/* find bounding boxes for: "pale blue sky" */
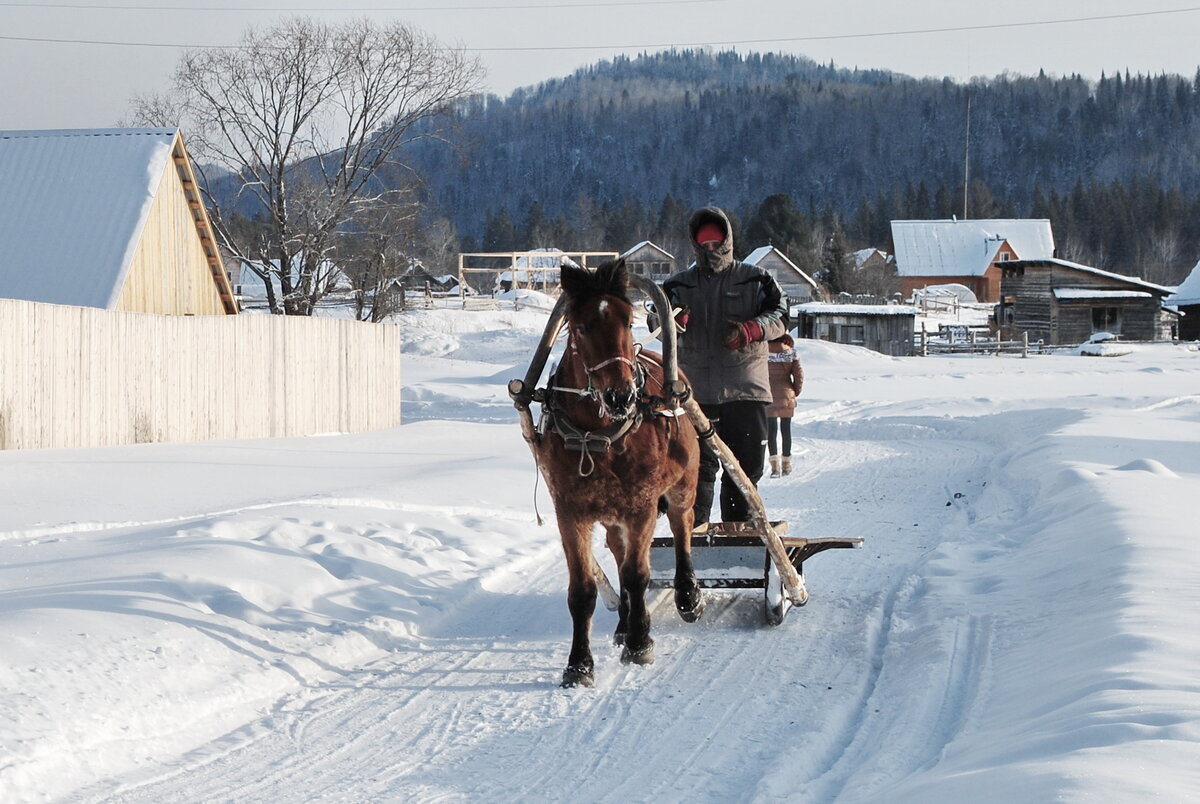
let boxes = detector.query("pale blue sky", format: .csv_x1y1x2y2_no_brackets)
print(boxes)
2,0,1199,129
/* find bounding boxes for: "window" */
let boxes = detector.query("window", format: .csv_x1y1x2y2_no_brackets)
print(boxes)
838,325,865,345
1092,306,1121,334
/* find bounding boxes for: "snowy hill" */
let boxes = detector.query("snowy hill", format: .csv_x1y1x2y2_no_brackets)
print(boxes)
2,306,1198,802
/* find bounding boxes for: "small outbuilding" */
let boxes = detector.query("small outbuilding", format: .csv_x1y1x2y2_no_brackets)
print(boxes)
998,258,1175,344
792,302,918,356
0,128,237,315
1166,258,1200,341
743,245,820,303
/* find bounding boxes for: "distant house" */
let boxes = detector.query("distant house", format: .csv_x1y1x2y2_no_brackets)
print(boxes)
621,241,675,284
0,128,237,315
792,302,918,356
743,245,820,303
853,248,889,272
890,219,1055,304
1166,258,1200,341
998,258,1175,344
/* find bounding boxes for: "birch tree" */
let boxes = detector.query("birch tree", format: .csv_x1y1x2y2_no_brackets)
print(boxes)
131,17,482,315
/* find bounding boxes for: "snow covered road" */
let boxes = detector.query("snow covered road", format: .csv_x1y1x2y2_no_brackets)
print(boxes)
3,310,1198,802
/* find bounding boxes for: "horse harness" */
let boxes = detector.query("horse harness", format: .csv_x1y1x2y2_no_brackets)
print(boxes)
535,349,688,477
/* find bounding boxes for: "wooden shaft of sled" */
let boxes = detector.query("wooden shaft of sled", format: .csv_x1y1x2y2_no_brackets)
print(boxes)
680,397,808,606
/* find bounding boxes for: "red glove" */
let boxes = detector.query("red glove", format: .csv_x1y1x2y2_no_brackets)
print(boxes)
724,320,763,350
674,306,690,332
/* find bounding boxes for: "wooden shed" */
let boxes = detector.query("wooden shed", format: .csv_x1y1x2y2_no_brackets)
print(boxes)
744,245,820,303
998,258,1174,344
0,128,236,315
792,302,918,356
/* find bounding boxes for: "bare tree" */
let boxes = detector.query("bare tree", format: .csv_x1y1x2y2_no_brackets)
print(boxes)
130,17,482,315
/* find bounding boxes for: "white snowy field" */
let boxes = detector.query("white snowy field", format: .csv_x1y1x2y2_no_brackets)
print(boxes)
2,304,1199,803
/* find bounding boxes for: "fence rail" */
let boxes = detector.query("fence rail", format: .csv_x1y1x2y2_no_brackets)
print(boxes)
0,299,401,450
916,328,1043,357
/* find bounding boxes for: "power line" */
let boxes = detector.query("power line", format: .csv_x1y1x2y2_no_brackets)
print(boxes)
2,6,1199,52
2,0,722,9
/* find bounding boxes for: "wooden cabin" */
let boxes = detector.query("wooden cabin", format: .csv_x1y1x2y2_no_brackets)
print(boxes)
743,245,820,303
0,128,236,315
890,219,1055,304
792,302,918,356
1167,258,1200,341
620,241,675,284
998,258,1174,344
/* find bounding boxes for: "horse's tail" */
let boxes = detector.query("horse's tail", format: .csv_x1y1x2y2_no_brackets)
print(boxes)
657,495,669,516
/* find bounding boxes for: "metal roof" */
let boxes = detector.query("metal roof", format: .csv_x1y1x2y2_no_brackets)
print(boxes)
891,218,1055,278
0,128,178,308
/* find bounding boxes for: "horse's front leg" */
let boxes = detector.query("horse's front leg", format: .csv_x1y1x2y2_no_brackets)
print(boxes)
559,517,598,688
619,513,657,666
605,524,629,646
667,491,705,622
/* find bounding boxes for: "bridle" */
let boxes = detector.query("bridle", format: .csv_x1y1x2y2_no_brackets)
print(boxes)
547,337,648,422
540,334,665,476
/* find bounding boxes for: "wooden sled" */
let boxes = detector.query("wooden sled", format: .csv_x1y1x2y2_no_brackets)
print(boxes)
647,521,862,625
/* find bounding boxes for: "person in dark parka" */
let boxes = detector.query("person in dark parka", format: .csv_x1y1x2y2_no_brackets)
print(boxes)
660,206,789,524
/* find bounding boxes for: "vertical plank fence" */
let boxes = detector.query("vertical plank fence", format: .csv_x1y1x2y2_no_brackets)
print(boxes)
0,299,401,450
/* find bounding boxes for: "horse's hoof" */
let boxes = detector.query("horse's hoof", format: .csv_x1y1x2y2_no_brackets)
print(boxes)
613,630,626,647
675,589,706,623
561,665,595,688
620,640,655,666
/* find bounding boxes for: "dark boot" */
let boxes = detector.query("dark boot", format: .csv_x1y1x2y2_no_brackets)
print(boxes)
692,480,715,532
719,480,750,523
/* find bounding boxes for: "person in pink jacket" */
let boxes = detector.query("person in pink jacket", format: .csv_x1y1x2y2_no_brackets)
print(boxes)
766,333,804,477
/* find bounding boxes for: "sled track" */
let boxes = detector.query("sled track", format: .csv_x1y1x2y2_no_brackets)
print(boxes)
85,413,1030,803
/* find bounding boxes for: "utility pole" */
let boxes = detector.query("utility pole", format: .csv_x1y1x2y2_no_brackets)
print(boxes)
963,91,972,220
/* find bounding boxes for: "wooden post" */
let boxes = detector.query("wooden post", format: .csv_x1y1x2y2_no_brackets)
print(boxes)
1022,330,1029,358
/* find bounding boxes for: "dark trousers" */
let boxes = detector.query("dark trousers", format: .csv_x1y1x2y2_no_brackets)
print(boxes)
698,400,768,522
767,417,793,457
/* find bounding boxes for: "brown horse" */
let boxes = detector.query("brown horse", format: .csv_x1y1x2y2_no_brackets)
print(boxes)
534,258,704,688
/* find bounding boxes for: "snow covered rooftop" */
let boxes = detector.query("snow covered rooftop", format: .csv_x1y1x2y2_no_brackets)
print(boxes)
1054,288,1152,300
793,302,919,316
1014,258,1173,295
0,128,179,309
891,218,1055,278
620,240,673,260
744,245,817,287
1166,257,1200,306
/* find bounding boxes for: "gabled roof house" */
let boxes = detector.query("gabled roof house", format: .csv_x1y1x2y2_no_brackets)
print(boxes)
0,128,237,315
891,218,1055,304
743,245,820,303
621,240,675,284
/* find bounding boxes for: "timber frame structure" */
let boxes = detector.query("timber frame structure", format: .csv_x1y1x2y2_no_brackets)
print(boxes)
457,251,619,299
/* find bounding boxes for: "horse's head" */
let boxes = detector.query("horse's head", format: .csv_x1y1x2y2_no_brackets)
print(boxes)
559,259,642,421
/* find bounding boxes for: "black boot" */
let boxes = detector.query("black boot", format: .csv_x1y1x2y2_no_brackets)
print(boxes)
720,480,751,523
692,480,715,532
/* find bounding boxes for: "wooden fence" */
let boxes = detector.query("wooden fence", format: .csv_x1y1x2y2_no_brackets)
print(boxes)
0,299,401,450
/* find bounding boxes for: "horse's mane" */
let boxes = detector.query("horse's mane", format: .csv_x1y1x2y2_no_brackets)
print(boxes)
560,259,631,311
